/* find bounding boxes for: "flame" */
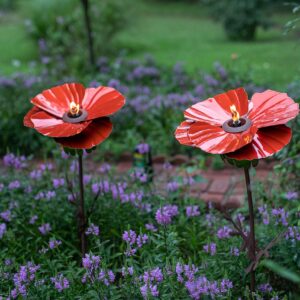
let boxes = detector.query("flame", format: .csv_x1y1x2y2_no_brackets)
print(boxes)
69,101,80,116
230,105,240,122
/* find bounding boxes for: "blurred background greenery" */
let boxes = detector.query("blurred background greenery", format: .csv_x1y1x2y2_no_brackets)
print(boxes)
0,0,300,86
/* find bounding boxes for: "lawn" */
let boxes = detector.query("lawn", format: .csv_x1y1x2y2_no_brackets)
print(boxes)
0,0,300,88
0,13,37,74
116,1,300,88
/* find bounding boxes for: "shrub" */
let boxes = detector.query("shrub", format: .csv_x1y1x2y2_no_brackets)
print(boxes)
22,0,130,71
208,0,271,41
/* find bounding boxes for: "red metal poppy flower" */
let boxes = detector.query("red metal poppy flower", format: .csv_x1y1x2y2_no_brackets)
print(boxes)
175,88,299,160
24,83,125,149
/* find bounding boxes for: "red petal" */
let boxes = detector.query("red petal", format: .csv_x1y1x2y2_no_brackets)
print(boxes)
226,125,292,161
30,110,91,137
24,106,41,128
31,83,85,118
186,122,257,154
249,90,299,128
55,118,113,149
184,88,249,126
175,120,194,146
82,86,125,120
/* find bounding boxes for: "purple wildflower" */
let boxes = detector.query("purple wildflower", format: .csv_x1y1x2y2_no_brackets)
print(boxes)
186,206,200,217
203,243,216,256
166,181,179,192
0,223,7,239
258,283,273,293
136,143,150,154
285,191,298,201
51,274,69,292
8,180,21,190
145,223,157,232
0,210,12,222
230,247,240,256
49,239,62,249
52,178,65,189
216,226,232,239
272,208,289,226
155,205,178,225
29,215,38,224
38,223,51,235
85,224,100,236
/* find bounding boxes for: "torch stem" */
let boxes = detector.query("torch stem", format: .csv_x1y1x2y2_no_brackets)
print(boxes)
78,153,87,258
244,167,256,295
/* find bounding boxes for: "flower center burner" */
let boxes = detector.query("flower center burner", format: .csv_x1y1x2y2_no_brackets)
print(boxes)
62,109,88,123
222,117,252,133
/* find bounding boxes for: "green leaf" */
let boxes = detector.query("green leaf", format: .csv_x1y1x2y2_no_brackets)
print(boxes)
261,259,300,284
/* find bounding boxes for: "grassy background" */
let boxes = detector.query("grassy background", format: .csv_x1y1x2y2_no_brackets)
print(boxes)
0,0,300,88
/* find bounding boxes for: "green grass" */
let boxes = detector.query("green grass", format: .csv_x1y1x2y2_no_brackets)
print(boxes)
116,1,300,88
1,1,300,87
0,13,37,74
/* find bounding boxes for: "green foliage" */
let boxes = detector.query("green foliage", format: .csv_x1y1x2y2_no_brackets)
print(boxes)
21,0,130,70
0,0,17,11
208,0,271,41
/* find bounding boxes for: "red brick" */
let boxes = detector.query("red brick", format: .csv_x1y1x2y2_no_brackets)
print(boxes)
222,195,244,209
200,192,224,204
152,155,167,164
208,178,231,194
170,155,189,165
117,162,132,173
190,181,211,193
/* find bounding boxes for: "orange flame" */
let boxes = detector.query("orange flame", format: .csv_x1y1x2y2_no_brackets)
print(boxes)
230,105,240,122
69,101,80,116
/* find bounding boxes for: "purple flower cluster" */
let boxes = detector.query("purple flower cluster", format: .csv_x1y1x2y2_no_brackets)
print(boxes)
203,243,216,256
81,254,115,286
3,153,27,169
258,205,270,225
131,169,148,183
91,180,150,211
11,262,40,298
0,223,7,239
51,274,69,292
166,181,179,192
258,283,273,293
186,206,200,217
155,205,178,225
0,210,12,222
140,267,163,299
145,223,157,232
136,143,150,154
285,191,298,201
216,226,232,239
122,230,148,256
121,266,134,277
52,178,65,189
272,208,289,226
85,224,100,236
285,226,300,242
99,163,111,173
8,180,21,190
35,190,56,201
230,247,240,257
49,239,62,249
38,223,51,235
185,277,233,299
30,169,43,180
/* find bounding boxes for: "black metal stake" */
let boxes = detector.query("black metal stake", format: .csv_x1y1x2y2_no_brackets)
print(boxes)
244,167,256,295
80,0,95,67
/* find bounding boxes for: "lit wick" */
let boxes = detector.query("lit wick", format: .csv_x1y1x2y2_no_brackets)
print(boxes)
69,101,80,117
230,105,240,127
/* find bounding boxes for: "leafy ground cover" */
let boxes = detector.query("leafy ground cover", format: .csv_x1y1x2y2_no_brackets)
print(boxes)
0,152,299,299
